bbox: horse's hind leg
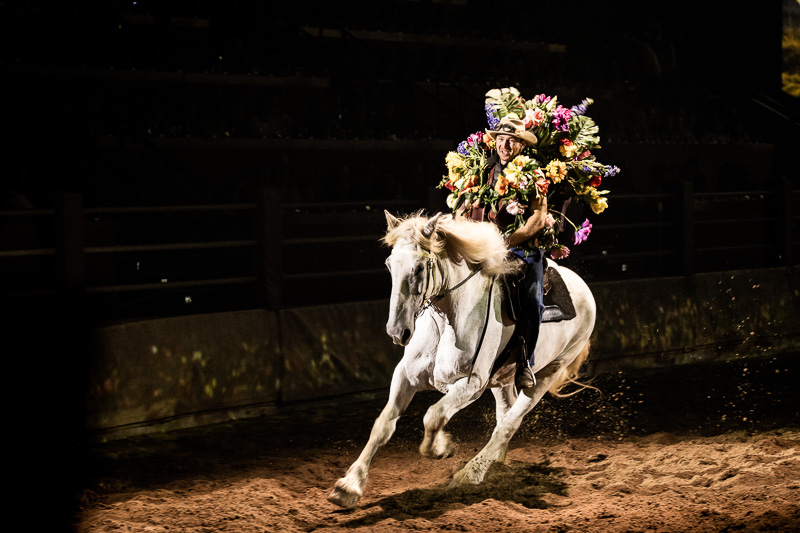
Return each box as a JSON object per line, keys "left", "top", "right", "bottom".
{"left": 450, "top": 360, "right": 565, "bottom": 487}
{"left": 489, "top": 383, "right": 518, "bottom": 464}
{"left": 328, "top": 363, "right": 417, "bottom": 508}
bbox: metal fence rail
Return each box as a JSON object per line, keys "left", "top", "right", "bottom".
{"left": 1, "top": 182, "right": 797, "bottom": 321}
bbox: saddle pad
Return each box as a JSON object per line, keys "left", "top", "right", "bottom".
{"left": 542, "top": 266, "right": 577, "bottom": 322}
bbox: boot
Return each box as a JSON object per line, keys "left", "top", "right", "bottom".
{"left": 514, "top": 339, "right": 535, "bottom": 391}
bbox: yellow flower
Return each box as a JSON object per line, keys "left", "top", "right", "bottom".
{"left": 505, "top": 168, "right": 519, "bottom": 188}
{"left": 545, "top": 160, "right": 567, "bottom": 183}
{"left": 446, "top": 151, "right": 463, "bottom": 171}
{"left": 591, "top": 196, "right": 608, "bottom": 214}
{"left": 512, "top": 155, "right": 529, "bottom": 168}
{"left": 559, "top": 141, "right": 579, "bottom": 158}
{"left": 446, "top": 151, "right": 465, "bottom": 182}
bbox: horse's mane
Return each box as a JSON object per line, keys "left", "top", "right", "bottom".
{"left": 382, "top": 212, "right": 521, "bottom": 277}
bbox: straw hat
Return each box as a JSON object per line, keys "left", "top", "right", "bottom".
{"left": 487, "top": 116, "right": 537, "bottom": 146}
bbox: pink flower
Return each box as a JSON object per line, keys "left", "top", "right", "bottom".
{"left": 573, "top": 218, "right": 592, "bottom": 245}
{"left": 550, "top": 246, "right": 570, "bottom": 260}
{"left": 506, "top": 198, "right": 527, "bottom": 215}
{"left": 525, "top": 108, "right": 545, "bottom": 128}
{"left": 544, "top": 213, "right": 556, "bottom": 228}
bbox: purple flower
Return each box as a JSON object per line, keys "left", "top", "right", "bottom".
{"left": 485, "top": 103, "right": 500, "bottom": 130}
{"left": 457, "top": 140, "right": 469, "bottom": 155}
{"left": 573, "top": 218, "right": 592, "bottom": 245}
{"left": 551, "top": 105, "right": 572, "bottom": 132}
{"left": 570, "top": 98, "right": 593, "bottom": 116}
{"left": 604, "top": 165, "right": 620, "bottom": 177}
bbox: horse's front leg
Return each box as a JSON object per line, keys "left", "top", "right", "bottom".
{"left": 328, "top": 363, "right": 417, "bottom": 508}
{"left": 450, "top": 360, "right": 564, "bottom": 487}
{"left": 419, "top": 377, "right": 483, "bottom": 459}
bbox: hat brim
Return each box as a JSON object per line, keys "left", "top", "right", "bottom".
{"left": 487, "top": 129, "right": 537, "bottom": 146}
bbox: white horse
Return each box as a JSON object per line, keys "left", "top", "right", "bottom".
{"left": 328, "top": 211, "right": 596, "bottom": 508}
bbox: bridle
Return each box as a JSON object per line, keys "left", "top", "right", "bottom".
{"left": 392, "top": 247, "right": 481, "bottom": 316}
{"left": 395, "top": 246, "right": 494, "bottom": 383}
{"left": 390, "top": 213, "right": 497, "bottom": 382}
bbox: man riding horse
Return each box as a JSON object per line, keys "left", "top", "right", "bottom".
{"left": 461, "top": 115, "right": 546, "bottom": 391}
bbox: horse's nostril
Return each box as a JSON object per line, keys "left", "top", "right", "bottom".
{"left": 401, "top": 329, "right": 412, "bottom": 344}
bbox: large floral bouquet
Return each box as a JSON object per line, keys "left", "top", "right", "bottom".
{"left": 439, "top": 87, "right": 619, "bottom": 258}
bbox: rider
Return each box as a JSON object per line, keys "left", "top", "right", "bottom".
{"left": 472, "top": 116, "right": 547, "bottom": 391}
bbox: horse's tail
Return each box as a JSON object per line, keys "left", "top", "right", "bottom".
{"left": 548, "top": 340, "right": 600, "bottom": 398}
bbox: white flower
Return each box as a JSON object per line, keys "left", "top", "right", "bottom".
{"left": 506, "top": 198, "right": 527, "bottom": 215}
{"left": 446, "top": 193, "right": 459, "bottom": 210}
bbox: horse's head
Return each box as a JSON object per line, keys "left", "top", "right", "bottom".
{"left": 383, "top": 211, "right": 442, "bottom": 346}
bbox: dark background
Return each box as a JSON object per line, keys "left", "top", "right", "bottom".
{"left": 2, "top": 2, "right": 798, "bottom": 529}
{"left": 2, "top": 0, "right": 798, "bottom": 317}
{"left": 2, "top": 0, "right": 796, "bottom": 208}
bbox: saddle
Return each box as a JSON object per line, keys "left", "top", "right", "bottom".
{"left": 504, "top": 263, "right": 577, "bottom": 325}
{"left": 490, "top": 264, "right": 577, "bottom": 376}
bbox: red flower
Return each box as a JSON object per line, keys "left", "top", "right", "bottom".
{"left": 536, "top": 177, "right": 549, "bottom": 196}
{"left": 589, "top": 176, "right": 602, "bottom": 188}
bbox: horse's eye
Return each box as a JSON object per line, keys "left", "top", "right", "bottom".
{"left": 413, "top": 264, "right": 424, "bottom": 277}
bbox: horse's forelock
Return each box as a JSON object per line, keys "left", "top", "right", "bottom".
{"left": 382, "top": 213, "right": 445, "bottom": 253}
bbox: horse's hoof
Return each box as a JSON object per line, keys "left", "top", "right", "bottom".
{"left": 328, "top": 485, "right": 361, "bottom": 509}
{"left": 420, "top": 431, "right": 454, "bottom": 459}
{"left": 449, "top": 469, "right": 479, "bottom": 488}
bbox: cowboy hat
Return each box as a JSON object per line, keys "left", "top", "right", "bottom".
{"left": 487, "top": 115, "right": 538, "bottom": 146}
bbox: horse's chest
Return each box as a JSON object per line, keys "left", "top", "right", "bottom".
{"left": 431, "top": 340, "right": 473, "bottom": 391}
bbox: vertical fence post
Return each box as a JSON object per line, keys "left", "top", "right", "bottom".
{"left": 257, "top": 189, "right": 282, "bottom": 310}
{"left": 780, "top": 178, "right": 794, "bottom": 267}
{"left": 56, "top": 192, "right": 85, "bottom": 294}
{"left": 681, "top": 181, "right": 695, "bottom": 277}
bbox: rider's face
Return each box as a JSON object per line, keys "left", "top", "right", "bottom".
{"left": 495, "top": 134, "right": 524, "bottom": 164}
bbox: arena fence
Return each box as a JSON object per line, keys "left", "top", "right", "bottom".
{"left": 1, "top": 181, "right": 797, "bottom": 321}
{"left": 4, "top": 186, "right": 796, "bottom": 440}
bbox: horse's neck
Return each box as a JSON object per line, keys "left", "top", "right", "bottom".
{"left": 436, "top": 260, "right": 494, "bottom": 329}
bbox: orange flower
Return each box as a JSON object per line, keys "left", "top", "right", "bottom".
{"left": 536, "top": 177, "right": 549, "bottom": 196}
{"left": 494, "top": 175, "right": 509, "bottom": 195}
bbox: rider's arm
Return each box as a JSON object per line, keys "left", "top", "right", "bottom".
{"left": 505, "top": 194, "right": 547, "bottom": 248}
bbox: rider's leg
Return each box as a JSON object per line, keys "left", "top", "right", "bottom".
{"left": 515, "top": 251, "right": 544, "bottom": 390}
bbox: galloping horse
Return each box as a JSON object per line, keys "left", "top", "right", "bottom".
{"left": 328, "top": 211, "right": 596, "bottom": 508}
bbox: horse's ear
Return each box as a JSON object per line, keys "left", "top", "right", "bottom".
{"left": 385, "top": 210, "right": 400, "bottom": 230}
{"left": 421, "top": 212, "right": 442, "bottom": 238}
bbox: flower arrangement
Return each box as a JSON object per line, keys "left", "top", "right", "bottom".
{"left": 439, "top": 87, "right": 619, "bottom": 258}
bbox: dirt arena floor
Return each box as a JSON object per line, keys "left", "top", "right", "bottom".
{"left": 68, "top": 351, "right": 800, "bottom": 532}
